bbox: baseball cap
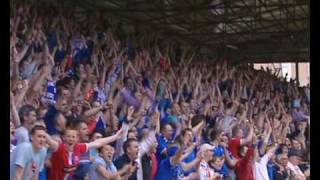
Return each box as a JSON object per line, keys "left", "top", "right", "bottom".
{"left": 213, "top": 146, "right": 224, "bottom": 157}
{"left": 200, "top": 143, "right": 215, "bottom": 153}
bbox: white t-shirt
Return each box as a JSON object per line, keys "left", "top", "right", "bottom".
{"left": 137, "top": 131, "right": 157, "bottom": 180}
{"left": 10, "top": 142, "right": 47, "bottom": 180}
{"left": 198, "top": 160, "right": 216, "bottom": 180}
{"left": 254, "top": 152, "right": 272, "bottom": 180}
{"left": 14, "top": 126, "right": 29, "bottom": 145}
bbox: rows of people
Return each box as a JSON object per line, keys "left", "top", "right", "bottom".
{"left": 10, "top": 2, "right": 310, "bottom": 180}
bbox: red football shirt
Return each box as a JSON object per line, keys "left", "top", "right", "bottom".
{"left": 228, "top": 138, "right": 241, "bottom": 159}
{"left": 235, "top": 147, "right": 254, "bottom": 180}
{"left": 49, "top": 143, "right": 88, "bottom": 180}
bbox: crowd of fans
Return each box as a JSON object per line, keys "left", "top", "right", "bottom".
{"left": 10, "top": 2, "right": 310, "bottom": 180}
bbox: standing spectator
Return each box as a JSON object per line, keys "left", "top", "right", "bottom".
{"left": 198, "top": 143, "right": 222, "bottom": 180}
{"left": 228, "top": 124, "right": 254, "bottom": 160}
{"left": 14, "top": 105, "right": 37, "bottom": 145}
{"left": 274, "top": 154, "right": 290, "bottom": 180}
{"left": 222, "top": 141, "right": 255, "bottom": 180}
{"left": 156, "top": 143, "right": 201, "bottom": 180}
{"left": 141, "top": 142, "right": 159, "bottom": 180}
{"left": 48, "top": 128, "right": 124, "bottom": 180}
{"left": 73, "top": 121, "right": 91, "bottom": 179}
{"left": 114, "top": 131, "right": 157, "bottom": 180}
{"left": 10, "top": 125, "right": 58, "bottom": 180}
{"left": 114, "top": 138, "right": 140, "bottom": 180}
{"left": 156, "top": 123, "right": 174, "bottom": 162}
{"left": 88, "top": 144, "right": 135, "bottom": 180}
{"left": 286, "top": 150, "right": 306, "bottom": 180}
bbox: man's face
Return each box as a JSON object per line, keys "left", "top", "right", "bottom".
{"left": 64, "top": 130, "right": 79, "bottom": 147}
{"left": 163, "top": 124, "right": 173, "bottom": 140}
{"left": 127, "top": 141, "right": 139, "bottom": 160}
{"left": 128, "top": 132, "right": 137, "bottom": 140}
{"left": 62, "top": 89, "right": 71, "bottom": 99}
{"left": 203, "top": 149, "right": 214, "bottom": 161}
{"left": 183, "top": 130, "right": 193, "bottom": 145}
{"left": 31, "top": 130, "right": 47, "bottom": 150}
{"left": 282, "top": 146, "right": 289, "bottom": 154}
{"left": 128, "top": 127, "right": 138, "bottom": 139}
{"left": 126, "top": 79, "right": 134, "bottom": 91}
{"left": 85, "top": 64, "right": 93, "bottom": 74}
{"left": 289, "top": 156, "right": 301, "bottom": 166}
{"left": 26, "top": 110, "right": 37, "bottom": 127}
{"left": 56, "top": 99, "right": 68, "bottom": 113}
{"left": 181, "top": 102, "right": 190, "bottom": 113}
{"left": 220, "top": 135, "right": 229, "bottom": 144}
{"left": 101, "top": 145, "right": 115, "bottom": 162}
{"left": 79, "top": 64, "right": 85, "bottom": 73}
{"left": 69, "top": 79, "right": 75, "bottom": 88}
{"left": 38, "top": 109, "right": 47, "bottom": 119}
{"left": 78, "top": 123, "right": 89, "bottom": 142}
{"left": 212, "top": 157, "right": 225, "bottom": 170}
{"left": 279, "top": 156, "right": 289, "bottom": 167}
{"left": 239, "top": 146, "right": 248, "bottom": 157}
{"left": 172, "top": 103, "right": 181, "bottom": 115}
{"left": 292, "top": 139, "right": 301, "bottom": 150}
{"left": 91, "top": 132, "right": 103, "bottom": 142}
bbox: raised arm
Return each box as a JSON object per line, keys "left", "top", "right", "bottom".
{"left": 14, "top": 80, "right": 29, "bottom": 109}
{"left": 182, "top": 153, "right": 201, "bottom": 172}
{"left": 10, "top": 91, "right": 20, "bottom": 127}
{"left": 72, "top": 74, "right": 85, "bottom": 101}
{"left": 222, "top": 142, "right": 237, "bottom": 167}
{"left": 192, "top": 120, "right": 205, "bottom": 136}
{"left": 45, "top": 133, "right": 60, "bottom": 152}
{"left": 181, "top": 143, "right": 197, "bottom": 161}
{"left": 81, "top": 106, "right": 104, "bottom": 121}
{"left": 240, "top": 124, "right": 254, "bottom": 146}
{"left": 259, "top": 115, "right": 272, "bottom": 155}
{"left": 28, "top": 66, "right": 51, "bottom": 99}
{"left": 99, "top": 53, "right": 108, "bottom": 89}
{"left": 87, "top": 129, "right": 124, "bottom": 149}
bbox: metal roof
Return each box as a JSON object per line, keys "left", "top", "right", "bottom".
{"left": 26, "top": 0, "right": 310, "bottom": 63}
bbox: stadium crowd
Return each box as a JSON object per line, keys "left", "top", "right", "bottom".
{"left": 10, "top": 2, "right": 310, "bottom": 180}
